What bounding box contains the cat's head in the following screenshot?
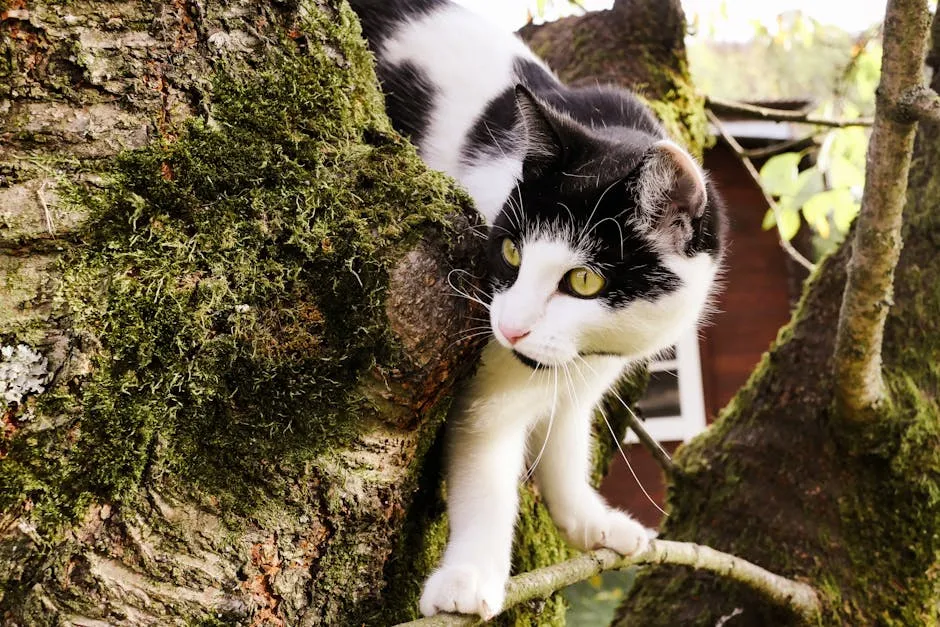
[485,86,726,368]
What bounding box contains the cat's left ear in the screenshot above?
[514,85,565,177]
[634,140,708,249]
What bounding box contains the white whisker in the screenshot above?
[573,355,669,518]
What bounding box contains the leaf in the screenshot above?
[832,196,861,233]
[802,189,858,237]
[759,153,801,197]
[762,208,777,230]
[776,206,801,241]
[828,155,865,189]
[792,167,825,209]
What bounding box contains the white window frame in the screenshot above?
[623,327,707,444]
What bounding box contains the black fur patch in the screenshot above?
[376,61,436,145]
[349,0,445,45]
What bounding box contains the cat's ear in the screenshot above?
[634,140,708,250]
[514,85,564,177]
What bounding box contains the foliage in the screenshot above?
[759,124,867,244]
[689,11,881,252]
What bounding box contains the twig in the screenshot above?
[706,96,873,128]
[618,402,675,475]
[395,540,821,627]
[834,0,932,415]
[706,110,815,272]
[741,135,818,161]
[36,181,55,237]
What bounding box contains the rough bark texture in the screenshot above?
[834,0,931,414]
[1,2,483,624]
[0,1,701,625]
[615,7,940,626]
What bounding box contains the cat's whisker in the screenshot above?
[447,269,492,311]
[522,364,557,483]
[445,329,494,351]
[582,216,625,259]
[578,178,621,243]
[571,356,669,517]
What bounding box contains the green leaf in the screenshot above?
[777,206,801,241]
[759,153,801,197]
[792,167,825,209]
[828,155,865,189]
[762,208,777,230]
[832,194,861,233]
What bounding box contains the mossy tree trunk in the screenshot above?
[612,7,940,627]
[1,1,486,624]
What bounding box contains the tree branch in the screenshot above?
[741,135,819,160]
[705,96,873,128]
[619,404,675,475]
[834,0,932,415]
[706,110,816,272]
[395,540,821,627]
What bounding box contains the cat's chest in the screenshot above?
[462,342,627,420]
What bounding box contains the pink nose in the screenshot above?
[499,324,530,345]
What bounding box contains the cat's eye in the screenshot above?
[565,267,606,297]
[501,238,521,267]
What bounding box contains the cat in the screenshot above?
[349,0,726,619]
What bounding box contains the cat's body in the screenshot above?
[351,0,726,618]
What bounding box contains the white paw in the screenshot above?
[419,563,507,619]
[559,508,650,556]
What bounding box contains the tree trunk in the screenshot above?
[615,9,940,627]
[0,1,698,625]
[1,2,483,624]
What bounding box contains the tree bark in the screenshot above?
[615,6,940,626]
[0,1,700,625]
[1,2,483,624]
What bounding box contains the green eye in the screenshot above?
[501,238,521,267]
[566,267,606,297]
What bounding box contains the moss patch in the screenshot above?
[1,2,463,530]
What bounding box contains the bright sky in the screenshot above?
[454,0,888,40]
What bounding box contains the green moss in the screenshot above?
[500,487,574,627]
[1,1,464,532]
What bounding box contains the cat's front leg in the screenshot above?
[532,405,649,557]
[419,411,528,619]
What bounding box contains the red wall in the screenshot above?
[600,142,797,528]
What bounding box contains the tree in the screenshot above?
[0,0,690,624]
[1,1,937,627]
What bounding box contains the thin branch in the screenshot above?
[706,96,873,128]
[618,402,675,475]
[395,540,821,627]
[741,135,819,161]
[706,110,816,272]
[834,0,932,415]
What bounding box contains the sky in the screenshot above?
[453,0,889,40]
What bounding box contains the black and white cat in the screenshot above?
[351,0,726,619]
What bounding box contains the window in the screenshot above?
[623,327,707,444]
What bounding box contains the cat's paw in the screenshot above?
[419,563,506,619]
[559,508,650,556]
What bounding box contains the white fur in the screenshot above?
[380,4,551,223]
[422,231,718,618]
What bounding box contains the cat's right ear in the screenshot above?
[514,85,564,177]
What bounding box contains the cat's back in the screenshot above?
[350,0,541,174]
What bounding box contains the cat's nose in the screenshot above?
[499,324,530,345]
